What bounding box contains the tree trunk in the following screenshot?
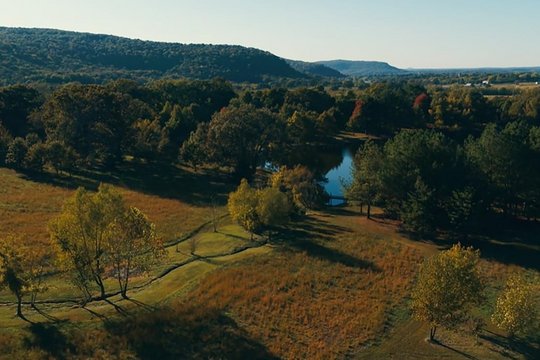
[116,271,124,299]
[122,266,130,299]
[96,277,106,299]
[15,291,23,318]
[429,325,437,342]
[79,285,91,306]
[367,203,371,219]
[30,292,37,309]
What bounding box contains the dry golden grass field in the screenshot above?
[0,167,538,359]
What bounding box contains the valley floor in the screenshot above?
[0,168,538,359]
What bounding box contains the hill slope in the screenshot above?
[285,59,346,78]
[317,59,407,76]
[0,27,305,84]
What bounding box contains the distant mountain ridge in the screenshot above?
[408,67,540,74]
[285,59,346,78]
[0,27,306,84]
[3,27,536,86]
[316,60,407,76]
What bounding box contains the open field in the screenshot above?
[490,82,540,89]
[0,168,539,359]
[0,164,231,246]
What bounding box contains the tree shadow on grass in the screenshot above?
[24,323,74,360]
[391,214,540,271]
[21,160,236,206]
[420,218,540,271]
[276,216,379,271]
[432,339,480,360]
[31,305,62,323]
[124,298,156,312]
[300,217,353,238]
[462,218,540,271]
[479,329,540,360]
[323,206,361,217]
[105,305,277,360]
[103,299,129,317]
[81,306,109,321]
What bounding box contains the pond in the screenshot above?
[323,148,354,206]
[267,141,360,206]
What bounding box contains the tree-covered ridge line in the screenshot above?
[285,59,346,78]
[0,27,308,85]
[317,59,406,76]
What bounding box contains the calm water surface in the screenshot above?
[323,148,353,206]
[269,142,359,206]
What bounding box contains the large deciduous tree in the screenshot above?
[106,207,164,298]
[49,184,162,302]
[227,179,260,239]
[270,165,326,212]
[42,84,151,168]
[0,235,51,319]
[465,121,534,218]
[492,274,539,338]
[256,187,290,240]
[411,244,484,342]
[5,137,28,169]
[205,105,283,179]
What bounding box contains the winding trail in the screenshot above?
[0,216,267,307]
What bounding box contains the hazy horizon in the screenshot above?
[1,0,539,69]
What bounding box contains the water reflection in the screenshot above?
[324,148,353,206]
[277,143,358,206]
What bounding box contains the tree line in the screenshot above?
[2,78,540,229]
[3,78,539,180]
[346,121,540,236]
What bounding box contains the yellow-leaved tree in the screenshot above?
[256,187,290,241]
[107,207,164,299]
[411,243,484,342]
[228,179,291,241]
[0,235,51,319]
[227,179,260,239]
[49,183,163,303]
[492,273,539,338]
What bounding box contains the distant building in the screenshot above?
[464,83,472,87]
[482,80,490,85]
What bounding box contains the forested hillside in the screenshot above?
[285,59,346,78]
[318,59,407,76]
[0,27,305,84]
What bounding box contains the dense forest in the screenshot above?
[1,77,540,235]
[317,60,406,76]
[0,27,309,84]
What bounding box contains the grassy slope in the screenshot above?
[0,167,215,245]
[0,168,538,359]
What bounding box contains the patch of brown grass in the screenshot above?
[0,168,214,245]
[186,214,423,359]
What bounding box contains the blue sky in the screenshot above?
[1,0,539,68]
